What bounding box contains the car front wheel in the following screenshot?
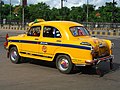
[9,47,21,64]
[56,55,73,74]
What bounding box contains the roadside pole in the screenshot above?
[0,0,4,27]
[86,0,89,27]
[61,0,63,20]
[0,0,2,27]
[22,5,25,30]
[9,0,12,28]
[61,0,67,20]
[22,0,27,30]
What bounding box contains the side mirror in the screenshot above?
[27,32,30,36]
[26,29,30,36]
[92,35,95,37]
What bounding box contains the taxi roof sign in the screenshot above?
[34,19,45,23]
[28,19,45,27]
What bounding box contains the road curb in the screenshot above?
[89,31,120,37]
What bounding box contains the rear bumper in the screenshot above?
[76,55,114,76]
[85,55,114,64]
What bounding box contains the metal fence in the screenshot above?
[0,20,120,31]
[1,20,120,36]
[82,22,120,29]
[0,20,30,26]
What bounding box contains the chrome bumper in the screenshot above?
[85,55,114,64]
[76,55,114,76]
[75,55,114,67]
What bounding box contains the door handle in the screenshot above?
[56,40,61,42]
[35,38,39,40]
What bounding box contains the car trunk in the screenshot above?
[72,36,110,58]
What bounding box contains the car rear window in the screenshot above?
[70,26,90,36]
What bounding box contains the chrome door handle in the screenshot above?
[35,38,39,40]
[56,40,61,42]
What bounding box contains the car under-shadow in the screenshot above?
[77,62,120,77]
[22,58,56,68]
[21,58,120,77]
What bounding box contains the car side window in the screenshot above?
[43,26,61,38]
[27,26,41,37]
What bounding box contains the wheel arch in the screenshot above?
[8,44,18,51]
[53,53,71,62]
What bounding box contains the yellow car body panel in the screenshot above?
[6,20,113,66]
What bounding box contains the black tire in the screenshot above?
[9,47,21,64]
[56,55,73,74]
[110,59,114,70]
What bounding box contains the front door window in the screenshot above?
[27,26,41,37]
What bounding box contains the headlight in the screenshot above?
[80,42,91,46]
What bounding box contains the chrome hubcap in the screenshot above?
[59,58,69,71]
[11,51,17,61]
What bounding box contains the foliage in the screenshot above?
[0,2,120,23]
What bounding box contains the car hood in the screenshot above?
[8,34,26,40]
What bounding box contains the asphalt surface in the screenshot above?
[0,29,120,90]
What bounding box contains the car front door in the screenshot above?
[20,26,41,58]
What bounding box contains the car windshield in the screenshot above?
[70,26,90,36]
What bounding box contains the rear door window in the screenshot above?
[43,26,61,38]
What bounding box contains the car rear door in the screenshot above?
[38,26,62,61]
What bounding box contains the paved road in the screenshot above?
[0,30,120,90]
[0,29,25,37]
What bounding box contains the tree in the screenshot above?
[96,2,117,22]
[28,2,50,21]
[50,8,61,20]
[69,6,85,22]
[60,7,70,20]
[0,1,120,24]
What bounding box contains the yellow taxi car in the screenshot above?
[4,19,114,74]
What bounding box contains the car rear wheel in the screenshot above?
[9,47,21,64]
[56,55,73,74]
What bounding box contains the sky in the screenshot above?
[2,0,120,9]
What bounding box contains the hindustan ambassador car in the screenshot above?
[4,19,114,74]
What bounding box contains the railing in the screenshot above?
[81,22,120,32]
[0,20,120,36]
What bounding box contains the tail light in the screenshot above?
[5,34,9,41]
[91,50,96,57]
[91,47,98,58]
[91,46,95,56]
[4,34,9,47]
